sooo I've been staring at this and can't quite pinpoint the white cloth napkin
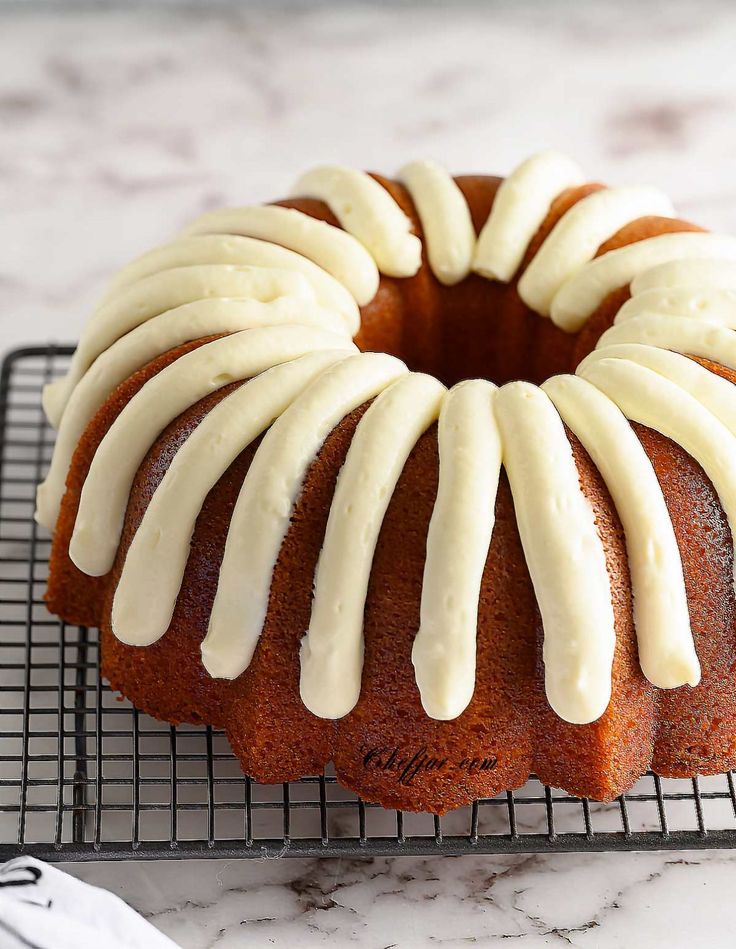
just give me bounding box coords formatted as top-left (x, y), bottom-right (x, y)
top-left (0, 857), bottom-right (180, 949)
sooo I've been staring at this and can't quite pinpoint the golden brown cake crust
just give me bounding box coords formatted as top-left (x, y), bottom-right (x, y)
top-left (45, 175), bottom-right (736, 813)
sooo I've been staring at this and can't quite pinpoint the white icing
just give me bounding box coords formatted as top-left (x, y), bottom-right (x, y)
top-left (542, 373), bottom-right (699, 690)
top-left (100, 233), bottom-right (360, 329)
top-left (473, 150), bottom-right (584, 283)
top-left (518, 186), bottom-right (675, 319)
top-left (46, 154), bottom-right (736, 729)
top-left (300, 372), bottom-right (446, 719)
top-left (68, 326), bottom-right (354, 577)
top-left (579, 356), bottom-right (736, 587)
top-left (631, 256), bottom-right (736, 296)
top-left (494, 381), bottom-right (616, 725)
top-left (550, 233), bottom-right (736, 332)
top-left (36, 298), bottom-right (349, 530)
top-left (597, 314), bottom-right (736, 372)
top-left (111, 350), bottom-right (350, 647)
top-left (201, 352), bottom-right (408, 680)
top-left (182, 204), bottom-right (379, 305)
top-left (580, 343), bottom-right (736, 439)
top-left (44, 264), bottom-right (322, 428)
top-left (291, 165), bottom-right (422, 278)
top-left (412, 379), bottom-right (501, 720)
top-left (398, 160), bottom-right (476, 285)
top-left (616, 286), bottom-right (736, 328)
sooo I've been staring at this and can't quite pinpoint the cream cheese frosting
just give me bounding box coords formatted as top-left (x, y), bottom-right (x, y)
top-left (300, 372), bottom-right (446, 719)
top-left (473, 150), bottom-right (584, 283)
top-left (36, 298), bottom-right (349, 530)
top-left (201, 352), bottom-right (408, 680)
top-left (111, 350), bottom-right (351, 647)
top-left (412, 379), bottom-right (501, 720)
top-left (579, 356), bottom-right (736, 587)
top-left (596, 314), bottom-right (736, 371)
top-left (68, 326), bottom-right (353, 577)
top-left (579, 342), bottom-right (736, 439)
top-left (42, 152), bottom-right (736, 729)
top-left (399, 160), bottom-right (476, 286)
top-left (549, 232), bottom-right (736, 331)
top-left (494, 381), bottom-right (616, 725)
top-left (616, 286), bottom-right (736, 327)
top-left (183, 204), bottom-right (380, 305)
top-left (44, 264), bottom-right (325, 427)
top-left (542, 373), bottom-right (699, 690)
top-left (631, 256), bottom-right (736, 296)
top-left (99, 233), bottom-right (360, 327)
top-left (291, 165), bottom-right (422, 278)
top-left (519, 186), bottom-right (675, 318)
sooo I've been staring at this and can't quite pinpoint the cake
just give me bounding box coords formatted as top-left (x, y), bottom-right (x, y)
top-left (37, 152), bottom-right (736, 814)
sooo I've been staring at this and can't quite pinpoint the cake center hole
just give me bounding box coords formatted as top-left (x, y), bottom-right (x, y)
top-left (374, 289), bottom-right (598, 388)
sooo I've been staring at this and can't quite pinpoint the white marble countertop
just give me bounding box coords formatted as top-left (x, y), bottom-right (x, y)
top-left (3, 1), bottom-right (736, 945)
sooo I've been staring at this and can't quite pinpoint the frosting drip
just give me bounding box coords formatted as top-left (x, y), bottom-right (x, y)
top-left (300, 372), bottom-right (446, 719)
top-left (68, 326), bottom-right (353, 577)
top-left (36, 298), bottom-right (348, 530)
top-left (473, 150), bottom-right (584, 282)
top-left (99, 233), bottom-right (359, 327)
top-left (617, 286), bottom-right (736, 327)
top-left (111, 350), bottom-right (351, 647)
top-left (631, 256), bottom-right (736, 295)
top-left (579, 356), bottom-right (736, 587)
top-left (518, 186), bottom-right (675, 319)
top-left (580, 342), bottom-right (736, 440)
top-left (550, 233), bottom-right (736, 332)
top-left (399, 160), bottom-right (476, 285)
top-left (183, 204), bottom-right (380, 306)
top-left (494, 382), bottom-right (616, 725)
top-left (201, 352), bottom-right (408, 680)
top-left (597, 315), bottom-right (736, 371)
top-left (291, 165), bottom-right (422, 278)
top-left (542, 373), bottom-right (699, 690)
top-left (412, 380), bottom-right (501, 720)
top-left (44, 264), bottom-right (328, 427)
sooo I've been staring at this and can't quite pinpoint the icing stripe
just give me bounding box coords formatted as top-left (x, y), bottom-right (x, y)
top-left (300, 372), bottom-right (446, 719)
top-left (68, 326), bottom-right (354, 577)
top-left (550, 233), bottom-right (736, 332)
top-left (631, 257), bottom-right (736, 296)
top-left (100, 233), bottom-right (359, 328)
top-left (518, 186), bottom-right (675, 319)
top-left (494, 382), bottom-right (616, 725)
top-left (412, 379), bottom-right (501, 720)
top-left (201, 352), bottom-right (408, 680)
top-left (579, 356), bottom-right (736, 587)
top-left (43, 264), bottom-right (321, 428)
top-left (111, 350), bottom-right (350, 647)
top-left (182, 204), bottom-right (379, 305)
top-left (35, 298), bottom-right (349, 530)
top-left (580, 343), bottom-right (736, 439)
top-left (616, 286), bottom-right (736, 328)
top-left (542, 373), bottom-right (699, 690)
top-left (398, 160), bottom-right (476, 285)
top-left (597, 315), bottom-right (736, 372)
top-left (473, 151), bottom-right (584, 282)
top-left (291, 165), bottom-right (422, 278)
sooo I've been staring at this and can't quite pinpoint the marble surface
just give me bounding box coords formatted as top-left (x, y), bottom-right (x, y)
top-left (4, 1), bottom-right (736, 945)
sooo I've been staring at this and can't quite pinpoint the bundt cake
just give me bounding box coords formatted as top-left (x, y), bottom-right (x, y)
top-left (37, 152), bottom-right (736, 814)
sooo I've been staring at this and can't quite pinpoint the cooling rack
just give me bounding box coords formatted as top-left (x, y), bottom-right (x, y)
top-left (2, 345), bottom-right (736, 862)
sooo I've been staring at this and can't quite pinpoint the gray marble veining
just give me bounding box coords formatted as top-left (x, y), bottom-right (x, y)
top-left (3, 2), bottom-right (736, 945)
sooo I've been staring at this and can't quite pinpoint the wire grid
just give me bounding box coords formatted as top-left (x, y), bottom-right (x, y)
top-left (2, 346), bottom-right (736, 862)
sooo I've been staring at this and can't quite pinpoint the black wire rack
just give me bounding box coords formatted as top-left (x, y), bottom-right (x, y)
top-left (3, 345), bottom-right (736, 862)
